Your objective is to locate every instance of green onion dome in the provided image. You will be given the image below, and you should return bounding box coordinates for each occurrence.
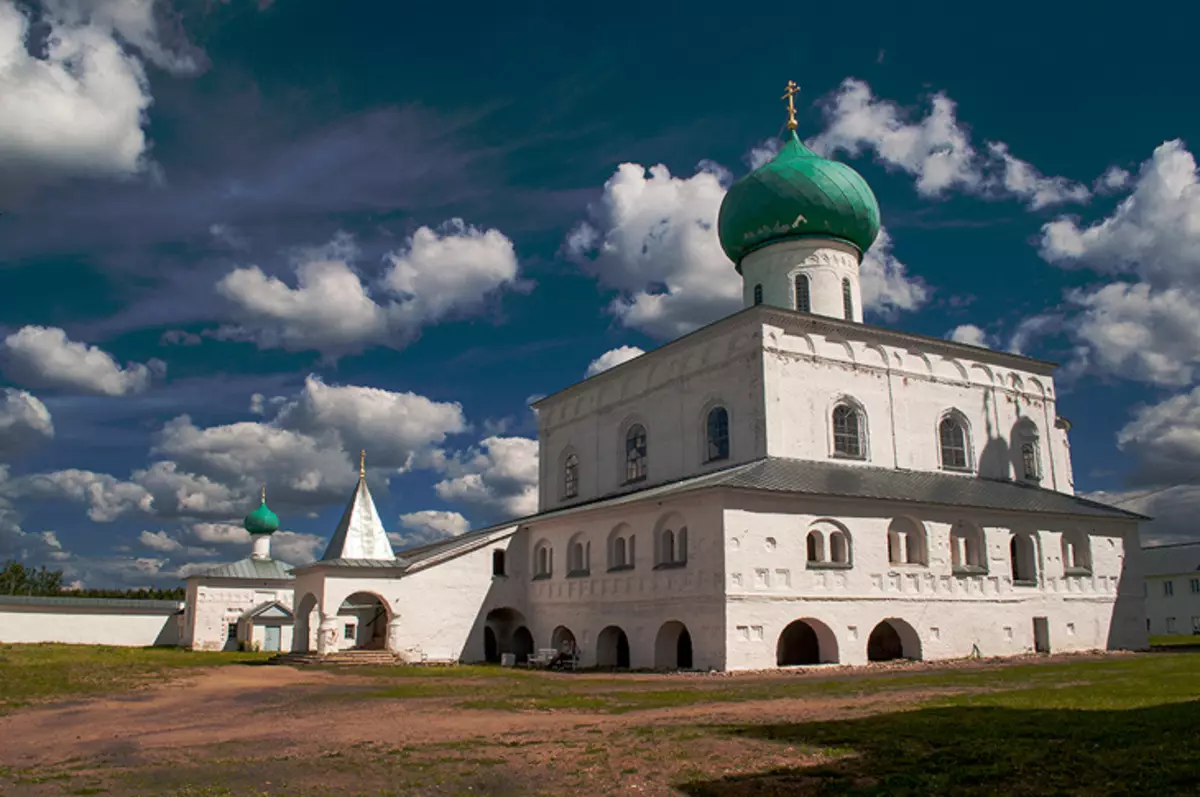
[243,499,280,536]
[718,131,881,267]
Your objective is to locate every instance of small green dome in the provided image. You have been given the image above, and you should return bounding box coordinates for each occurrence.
[718,131,881,267]
[243,500,279,536]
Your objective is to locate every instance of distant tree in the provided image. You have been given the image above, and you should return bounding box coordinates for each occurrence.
[0,560,183,599]
[0,560,64,596]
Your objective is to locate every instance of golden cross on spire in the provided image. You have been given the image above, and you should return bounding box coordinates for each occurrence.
[261,483,267,503]
[782,80,801,131]
[359,449,366,478]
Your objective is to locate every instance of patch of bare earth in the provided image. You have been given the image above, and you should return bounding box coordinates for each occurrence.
[0,653,1120,796]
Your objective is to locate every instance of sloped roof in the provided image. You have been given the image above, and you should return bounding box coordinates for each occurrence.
[384,457,1142,568]
[320,475,395,561]
[187,557,294,581]
[240,601,294,621]
[1141,542,1200,577]
[0,595,183,612]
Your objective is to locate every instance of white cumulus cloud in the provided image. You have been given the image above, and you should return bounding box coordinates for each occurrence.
[434,436,538,520]
[217,223,521,356]
[391,510,470,549]
[585,346,645,377]
[947,324,991,348]
[2,326,164,396]
[0,388,54,456]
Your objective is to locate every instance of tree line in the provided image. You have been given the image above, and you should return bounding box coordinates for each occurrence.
[0,560,185,600]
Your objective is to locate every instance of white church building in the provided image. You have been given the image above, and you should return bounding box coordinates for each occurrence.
[182,92,1150,669]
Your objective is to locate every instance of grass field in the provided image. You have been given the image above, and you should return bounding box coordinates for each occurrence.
[0,646,1197,796]
[1149,633,1200,647]
[0,643,272,715]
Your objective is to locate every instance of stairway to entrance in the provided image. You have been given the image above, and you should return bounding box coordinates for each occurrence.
[269,650,401,666]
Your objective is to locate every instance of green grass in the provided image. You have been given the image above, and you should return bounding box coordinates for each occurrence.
[678,652,1200,796]
[0,644,271,714]
[1149,633,1200,647]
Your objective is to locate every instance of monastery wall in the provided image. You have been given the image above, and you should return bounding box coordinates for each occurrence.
[722,493,1147,670]
[516,493,728,670]
[761,318,1075,492]
[0,598,183,647]
[536,319,766,510]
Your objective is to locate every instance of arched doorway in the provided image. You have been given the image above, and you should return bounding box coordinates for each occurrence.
[777,618,838,665]
[484,607,531,663]
[338,592,390,650]
[483,627,499,663]
[867,618,922,662]
[513,626,534,664]
[551,625,577,653]
[654,621,693,670]
[292,593,319,653]
[597,625,631,668]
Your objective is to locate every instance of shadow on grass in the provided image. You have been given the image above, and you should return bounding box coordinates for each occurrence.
[677,700,1200,796]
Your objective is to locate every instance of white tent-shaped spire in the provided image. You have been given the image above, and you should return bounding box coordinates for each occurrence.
[320,450,395,561]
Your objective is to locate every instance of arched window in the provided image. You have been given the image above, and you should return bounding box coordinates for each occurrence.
[706,406,730,462]
[832,403,865,458]
[1010,533,1038,584]
[753,284,763,305]
[625,424,647,483]
[562,452,579,499]
[492,549,506,577]
[655,525,686,568]
[887,517,928,566]
[842,278,853,320]
[660,529,675,564]
[608,525,636,571]
[939,416,970,470]
[1061,531,1092,574]
[950,521,987,573]
[806,530,825,564]
[534,543,552,578]
[1015,420,1041,482]
[567,537,589,575]
[829,530,850,564]
[613,536,627,567]
[795,274,811,313]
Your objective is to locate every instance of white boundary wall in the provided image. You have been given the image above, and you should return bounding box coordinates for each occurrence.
[0,599,183,646]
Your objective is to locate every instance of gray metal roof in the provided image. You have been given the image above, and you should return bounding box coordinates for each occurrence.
[187,557,295,581]
[372,458,1144,577]
[522,456,1145,527]
[240,600,294,620]
[694,457,1149,520]
[300,557,409,569]
[0,594,183,612]
[1141,542,1200,577]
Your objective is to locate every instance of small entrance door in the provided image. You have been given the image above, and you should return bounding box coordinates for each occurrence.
[1033,617,1050,654]
[264,625,282,652]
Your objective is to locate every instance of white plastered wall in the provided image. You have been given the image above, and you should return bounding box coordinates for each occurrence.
[722,492,1147,671]
[514,493,726,670]
[536,317,767,510]
[760,319,1073,492]
[739,239,864,322]
[0,604,182,646]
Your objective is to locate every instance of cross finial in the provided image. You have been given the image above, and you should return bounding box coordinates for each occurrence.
[782,80,801,131]
[261,483,266,503]
[359,449,366,478]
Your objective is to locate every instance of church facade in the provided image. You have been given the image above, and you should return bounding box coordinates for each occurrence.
[183,93,1149,669]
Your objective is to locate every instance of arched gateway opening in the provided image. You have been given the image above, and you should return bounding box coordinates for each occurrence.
[484,607,533,664]
[777,618,839,665]
[654,621,693,670]
[597,625,631,669]
[338,592,390,650]
[867,618,922,662]
[292,593,319,652]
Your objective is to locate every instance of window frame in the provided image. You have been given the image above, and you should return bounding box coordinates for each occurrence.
[794,273,811,313]
[831,402,866,459]
[842,277,853,320]
[624,423,648,484]
[938,414,971,472]
[562,451,579,500]
[705,406,730,463]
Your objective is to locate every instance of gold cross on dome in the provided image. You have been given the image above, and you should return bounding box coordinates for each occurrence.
[782,80,801,130]
[261,484,267,503]
[359,449,366,478]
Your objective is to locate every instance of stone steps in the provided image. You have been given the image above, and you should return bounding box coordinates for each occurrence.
[269,650,402,667]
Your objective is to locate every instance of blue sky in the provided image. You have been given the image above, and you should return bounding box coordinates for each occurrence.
[2,0,1199,587]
